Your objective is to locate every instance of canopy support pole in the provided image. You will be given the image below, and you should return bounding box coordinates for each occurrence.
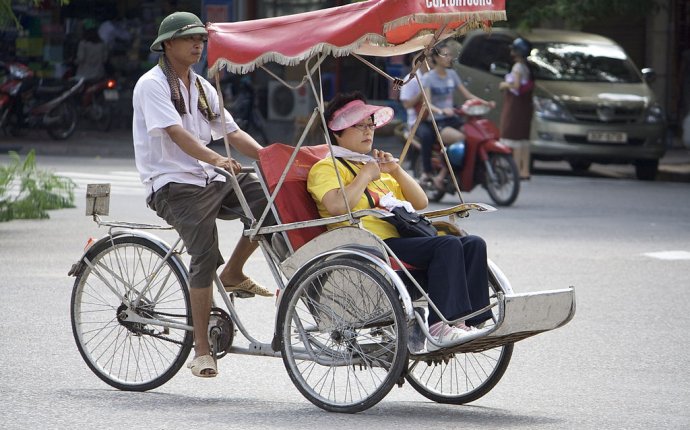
[213,71,259,238]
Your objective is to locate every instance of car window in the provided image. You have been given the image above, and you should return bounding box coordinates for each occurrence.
[529,42,642,83]
[458,34,513,72]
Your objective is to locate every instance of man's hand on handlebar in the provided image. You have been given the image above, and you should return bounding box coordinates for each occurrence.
[216,157,243,175]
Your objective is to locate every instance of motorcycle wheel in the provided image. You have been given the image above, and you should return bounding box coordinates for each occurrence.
[485,153,520,206]
[413,154,446,202]
[90,93,113,132]
[47,101,78,140]
[7,112,28,137]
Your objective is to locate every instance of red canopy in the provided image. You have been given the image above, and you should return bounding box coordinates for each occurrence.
[208,0,506,74]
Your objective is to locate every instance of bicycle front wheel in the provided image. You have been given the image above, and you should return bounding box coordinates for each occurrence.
[277,258,408,413]
[70,236,193,391]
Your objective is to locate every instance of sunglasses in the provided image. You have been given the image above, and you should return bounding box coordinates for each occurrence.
[351,122,376,132]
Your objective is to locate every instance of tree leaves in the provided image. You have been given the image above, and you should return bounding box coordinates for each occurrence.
[505,0,659,30]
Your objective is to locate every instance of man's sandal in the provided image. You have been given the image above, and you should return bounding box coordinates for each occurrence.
[223,277,273,298]
[187,354,217,378]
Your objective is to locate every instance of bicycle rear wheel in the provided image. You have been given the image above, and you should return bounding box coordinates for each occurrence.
[277,258,408,413]
[70,235,193,391]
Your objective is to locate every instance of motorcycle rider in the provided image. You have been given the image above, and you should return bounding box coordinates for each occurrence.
[418,42,492,189]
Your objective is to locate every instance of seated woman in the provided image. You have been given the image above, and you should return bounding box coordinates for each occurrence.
[307,91,493,351]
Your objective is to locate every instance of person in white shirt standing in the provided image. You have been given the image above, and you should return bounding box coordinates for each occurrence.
[398,53,427,169]
[132,11,272,379]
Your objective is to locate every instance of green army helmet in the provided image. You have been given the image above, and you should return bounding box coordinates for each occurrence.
[150,11,207,52]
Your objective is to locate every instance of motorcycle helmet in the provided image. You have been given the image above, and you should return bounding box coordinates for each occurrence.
[150,11,207,52]
[511,37,532,58]
[447,141,466,167]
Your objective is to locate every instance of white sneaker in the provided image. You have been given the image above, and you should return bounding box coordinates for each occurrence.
[454,321,477,332]
[427,323,474,352]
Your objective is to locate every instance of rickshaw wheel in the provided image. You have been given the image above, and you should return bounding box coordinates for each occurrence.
[405,270,513,404]
[406,343,513,404]
[277,257,408,413]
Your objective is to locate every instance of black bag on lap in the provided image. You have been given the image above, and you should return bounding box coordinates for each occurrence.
[384,206,437,238]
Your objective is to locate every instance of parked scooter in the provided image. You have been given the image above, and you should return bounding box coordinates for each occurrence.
[0,62,84,140]
[412,99,520,206]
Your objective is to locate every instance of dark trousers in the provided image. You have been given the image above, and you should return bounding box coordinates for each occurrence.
[385,234,492,326]
[150,175,271,290]
[418,116,463,173]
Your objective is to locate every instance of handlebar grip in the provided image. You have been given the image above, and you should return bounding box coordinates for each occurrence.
[213,166,254,179]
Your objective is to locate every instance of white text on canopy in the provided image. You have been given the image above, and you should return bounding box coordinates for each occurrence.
[426,0,494,7]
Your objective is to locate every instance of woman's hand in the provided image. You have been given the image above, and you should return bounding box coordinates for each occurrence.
[372,149,400,175]
[360,160,381,182]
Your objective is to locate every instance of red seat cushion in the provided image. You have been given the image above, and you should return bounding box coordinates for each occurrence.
[257,143,331,251]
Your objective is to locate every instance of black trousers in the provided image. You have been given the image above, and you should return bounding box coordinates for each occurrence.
[385,234,492,326]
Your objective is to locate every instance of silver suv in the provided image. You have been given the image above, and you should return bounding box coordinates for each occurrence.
[455,28,666,180]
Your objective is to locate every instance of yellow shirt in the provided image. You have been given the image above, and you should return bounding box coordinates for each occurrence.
[307,157,406,240]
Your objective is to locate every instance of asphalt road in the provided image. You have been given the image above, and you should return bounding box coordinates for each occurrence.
[0,154,689,429]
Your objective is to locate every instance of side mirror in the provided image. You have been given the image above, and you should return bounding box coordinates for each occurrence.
[490,62,510,76]
[641,68,656,84]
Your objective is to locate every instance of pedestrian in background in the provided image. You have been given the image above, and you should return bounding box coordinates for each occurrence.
[75,19,108,81]
[499,37,535,180]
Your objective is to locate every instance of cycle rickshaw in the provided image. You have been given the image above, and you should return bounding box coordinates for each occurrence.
[68,0,575,413]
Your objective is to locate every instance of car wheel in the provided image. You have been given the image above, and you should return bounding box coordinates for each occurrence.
[568,160,592,172]
[635,159,658,181]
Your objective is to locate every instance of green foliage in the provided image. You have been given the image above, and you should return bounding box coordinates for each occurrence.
[504,0,660,30]
[0,150,75,222]
[1,0,70,29]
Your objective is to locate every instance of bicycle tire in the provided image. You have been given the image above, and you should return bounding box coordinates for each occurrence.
[277,257,408,413]
[405,269,513,404]
[70,235,193,391]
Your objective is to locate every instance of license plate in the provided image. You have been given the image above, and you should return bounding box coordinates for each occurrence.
[587,131,627,143]
[103,89,119,101]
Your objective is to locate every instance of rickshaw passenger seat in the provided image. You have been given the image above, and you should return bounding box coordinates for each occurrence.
[256,143,420,272]
[257,143,331,252]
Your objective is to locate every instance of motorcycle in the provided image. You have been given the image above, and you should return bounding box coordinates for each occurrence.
[78,77,118,132]
[412,99,520,206]
[62,63,119,132]
[0,62,84,140]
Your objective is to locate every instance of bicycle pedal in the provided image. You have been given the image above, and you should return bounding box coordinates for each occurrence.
[231,291,255,299]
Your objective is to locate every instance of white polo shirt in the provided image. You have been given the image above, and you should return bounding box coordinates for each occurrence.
[399,72,425,130]
[132,65,238,197]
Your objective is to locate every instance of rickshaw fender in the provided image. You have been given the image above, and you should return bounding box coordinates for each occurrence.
[279,248,415,319]
[488,258,514,295]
